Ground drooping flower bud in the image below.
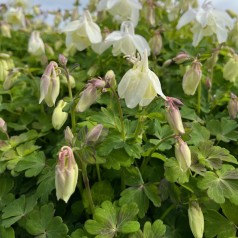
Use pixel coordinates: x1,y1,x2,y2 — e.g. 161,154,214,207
149,31,163,56
166,97,185,135
86,124,103,144
58,54,68,66
3,68,20,90
1,22,11,38
173,52,191,64
0,53,14,82
105,70,116,89
64,126,74,146
223,54,238,83
60,74,75,88
55,146,78,203
228,93,238,119
146,0,156,26
52,100,68,130
175,137,191,172
182,60,202,95
39,61,60,107
28,31,45,56
188,201,204,238
0,117,7,134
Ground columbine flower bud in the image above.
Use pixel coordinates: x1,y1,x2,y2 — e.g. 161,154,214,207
188,201,204,238
146,0,156,26
223,54,238,83
86,124,103,143
228,93,238,119
52,100,68,130
3,68,21,90
104,70,116,89
76,84,97,112
58,54,68,66
175,137,191,172
173,52,191,64
0,53,14,82
149,31,163,56
39,61,60,107
182,60,202,95
60,74,75,88
166,97,185,135
55,146,78,203
1,22,11,38
64,126,74,145
0,117,7,134
28,31,45,56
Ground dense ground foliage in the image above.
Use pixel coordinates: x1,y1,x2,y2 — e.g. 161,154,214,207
1,0,238,237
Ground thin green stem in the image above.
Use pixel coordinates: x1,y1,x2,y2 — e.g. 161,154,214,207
197,80,201,115
160,204,176,220
140,134,175,172
111,88,125,140
81,161,95,213
96,164,101,182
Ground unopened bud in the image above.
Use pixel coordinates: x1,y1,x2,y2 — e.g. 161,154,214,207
146,1,156,26
162,59,173,67
223,55,238,83
76,84,97,112
227,9,238,18
166,97,185,135
1,22,11,38
52,100,68,130
228,93,238,119
173,52,191,64
60,74,75,88
206,51,219,70
0,117,7,134
55,146,78,203
3,68,20,90
89,78,106,88
182,61,202,95
28,31,45,56
188,201,204,238
105,70,116,88
58,54,68,66
205,77,212,90
87,64,99,77
175,137,191,172
0,53,14,82
149,31,163,56
64,126,74,145
45,44,55,58
86,124,103,143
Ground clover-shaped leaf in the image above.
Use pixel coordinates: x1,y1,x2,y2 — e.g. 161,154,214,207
85,201,140,238
197,165,238,204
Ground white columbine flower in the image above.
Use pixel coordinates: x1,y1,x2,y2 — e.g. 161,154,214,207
118,50,166,108
5,7,26,30
97,0,141,26
176,0,233,46
28,31,45,56
98,21,150,56
62,10,102,51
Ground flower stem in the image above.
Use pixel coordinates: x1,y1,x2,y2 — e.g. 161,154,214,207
96,164,101,182
160,204,176,220
197,80,201,115
111,88,125,140
140,134,175,173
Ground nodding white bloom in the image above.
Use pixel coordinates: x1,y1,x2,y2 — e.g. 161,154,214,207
103,21,150,56
55,146,78,203
5,8,26,30
118,50,166,109
39,61,60,107
97,0,142,26
28,31,45,56
176,0,233,46
62,10,102,51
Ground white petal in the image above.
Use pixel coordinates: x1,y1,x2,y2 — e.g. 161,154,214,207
118,69,133,98
191,24,204,47
148,71,166,100
176,9,196,29
132,35,150,56
85,21,102,44
215,25,228,43
91,41,112,54
107,0,120,9
128,0,142,9
105,31,123,42
97,0,108,11
119,36,137,55
62,20,81,32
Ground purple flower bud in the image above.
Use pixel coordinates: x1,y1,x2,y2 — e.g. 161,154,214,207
58,54,68,66
86,124,103,143
173,52,191,64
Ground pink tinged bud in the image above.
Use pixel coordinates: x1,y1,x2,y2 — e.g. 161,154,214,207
166,98,185,135
58,54,68,66
173,52,191,64
76,84,97,112
175,137,191,172
55,146,78,203
0,117,7,134
86,124,103,143
105,70,116,89
182,61,202,95
39,61,60,107
149,31,163,56
228,93,238,119
52,100,68,130
64,126,74,145
89,78,106,88
188,201,204,238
